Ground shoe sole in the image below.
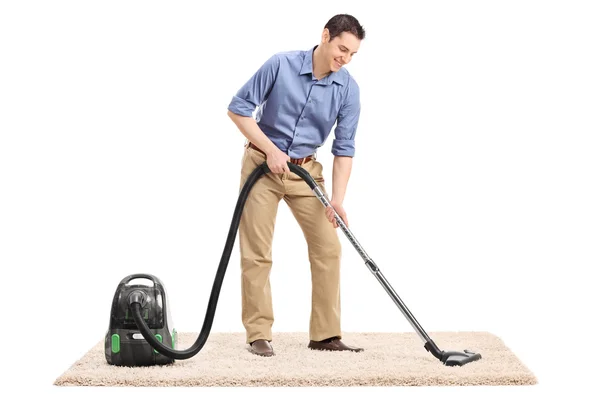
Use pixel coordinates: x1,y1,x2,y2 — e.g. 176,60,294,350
248,347,275,357
308,346,364,352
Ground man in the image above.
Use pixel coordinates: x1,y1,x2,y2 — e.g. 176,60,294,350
227,14,365,357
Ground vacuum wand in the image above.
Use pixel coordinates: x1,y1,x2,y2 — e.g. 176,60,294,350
311,185,432,343
308,168,482,367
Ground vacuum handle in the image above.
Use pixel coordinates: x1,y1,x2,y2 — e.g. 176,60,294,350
286,162,319,189
119,273,159,287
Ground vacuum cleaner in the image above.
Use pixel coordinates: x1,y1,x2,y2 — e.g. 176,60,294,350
105,161,482,367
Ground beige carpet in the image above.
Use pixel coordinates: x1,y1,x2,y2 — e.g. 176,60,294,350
54,331,537,387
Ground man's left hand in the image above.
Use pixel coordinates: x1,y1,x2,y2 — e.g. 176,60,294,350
326,200,348,229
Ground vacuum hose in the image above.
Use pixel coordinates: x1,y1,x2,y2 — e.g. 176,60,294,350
128,161,320,359
127,159,483,366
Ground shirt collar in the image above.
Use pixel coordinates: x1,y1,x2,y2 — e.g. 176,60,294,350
300,45,345,86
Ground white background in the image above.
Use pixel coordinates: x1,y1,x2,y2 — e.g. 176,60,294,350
1,0,599,398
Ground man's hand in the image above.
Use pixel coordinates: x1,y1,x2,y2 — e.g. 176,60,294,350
326,200,348,229
266,147,291,174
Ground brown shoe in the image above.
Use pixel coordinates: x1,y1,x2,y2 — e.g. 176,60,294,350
248,339,274,357
308,337,364,352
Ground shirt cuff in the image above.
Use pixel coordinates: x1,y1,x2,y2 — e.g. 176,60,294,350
227,96,256,117
332,139,355,157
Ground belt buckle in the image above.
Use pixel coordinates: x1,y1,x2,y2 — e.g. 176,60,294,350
298,155,312,166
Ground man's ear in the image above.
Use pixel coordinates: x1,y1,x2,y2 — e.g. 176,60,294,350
322,28,330,43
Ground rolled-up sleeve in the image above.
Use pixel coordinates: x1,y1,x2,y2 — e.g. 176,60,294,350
332,78,360,157
227,55,280,117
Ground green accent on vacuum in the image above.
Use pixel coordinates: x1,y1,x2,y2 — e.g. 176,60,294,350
154,334,162,354
111,334,120,353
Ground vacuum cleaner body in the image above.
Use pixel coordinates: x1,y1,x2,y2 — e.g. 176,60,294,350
105,274,178,366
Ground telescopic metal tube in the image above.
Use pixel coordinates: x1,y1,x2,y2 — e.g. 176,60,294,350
311,186,433,344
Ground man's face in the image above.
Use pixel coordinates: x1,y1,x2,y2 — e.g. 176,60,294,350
322,30,361,72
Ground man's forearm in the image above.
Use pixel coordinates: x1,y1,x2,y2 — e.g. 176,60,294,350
331,156,353,204
227,110,279,155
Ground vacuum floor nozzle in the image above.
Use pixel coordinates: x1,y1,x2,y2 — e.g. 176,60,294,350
425,341,482,366
443,350,482,366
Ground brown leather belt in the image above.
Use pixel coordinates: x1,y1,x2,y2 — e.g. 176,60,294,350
247,142,314,165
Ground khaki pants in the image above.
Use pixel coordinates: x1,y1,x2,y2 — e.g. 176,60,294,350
238,144,342,344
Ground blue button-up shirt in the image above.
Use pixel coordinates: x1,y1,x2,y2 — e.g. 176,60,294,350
227,46,361,158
